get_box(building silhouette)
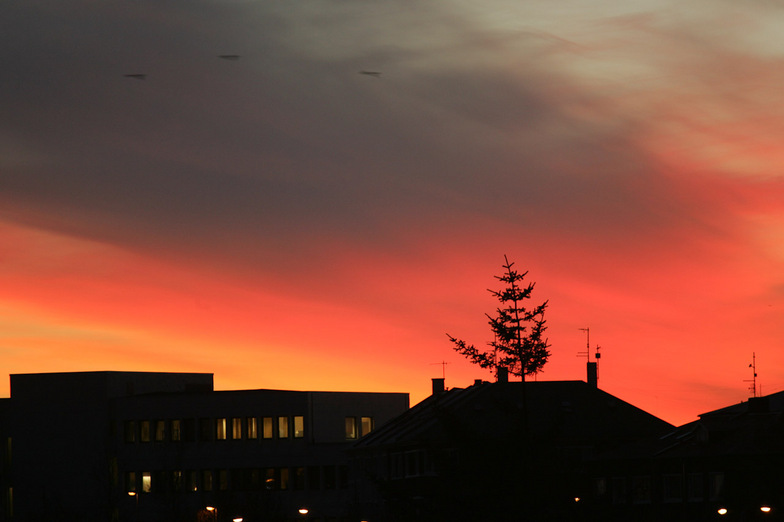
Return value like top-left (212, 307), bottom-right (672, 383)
top-left (349, 371), bottom-right (673, 521)
top-left (1, 371), bottom-right (408, 522)
top-left (3, 369), bottom-right (784, 521)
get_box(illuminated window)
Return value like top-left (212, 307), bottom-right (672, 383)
top-left (142, 472), bottom-right (152, 493)
top-left (216, 418), bottom-right (227, 440)
top-left (154, 420), bottom-right (165, 442)
top-left (360, 416), bottom-right (374, 437)
top-left (262, 417), bottom-right (274, 439)
top-left (294, 416), bottom-right (304, 438)
top-left (231, 418), bottom-right (242, 440)
top-left (140, 421), bottom-right (151, 443)
top-left (278, 416), bottom-right (289, 438)
top-left (126, 471), bottom-right (136, 493)
top-left (345, 417), bottom-right (357, 440)
top-left (124, 421), bottom-right (136, 443)
top-left (171, 419), bottom-right (181, 442)
top-left (247, 417), bottom-right (258, 439)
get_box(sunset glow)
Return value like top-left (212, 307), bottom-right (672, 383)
top-left (3, 0), bottom-right (784, 425)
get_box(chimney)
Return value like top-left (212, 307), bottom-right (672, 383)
top-left (496, 366), bottom-right (508, 383)
top-left (587, 362), bottom-right (598, 388)
top-left (431, 378), bottom-right (445, 395)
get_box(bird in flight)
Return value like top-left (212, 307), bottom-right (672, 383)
top-left (123, 74), bottom-right (147, 80)
top-left (359, 70), bottom-right (381, 77)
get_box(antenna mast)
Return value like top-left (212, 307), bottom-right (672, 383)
top-left (744, 352), bottom-right (758, 398)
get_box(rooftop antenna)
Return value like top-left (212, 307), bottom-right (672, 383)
top-left (577, 327), bottom-right (591, 362)
top-left (430, 361), bottom-right (449, 380)
top-left (744, 352), bottom-right (758, 398)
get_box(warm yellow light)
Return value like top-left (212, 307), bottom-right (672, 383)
top-left (206, 506), bottom-right (216, 512)
top-left (233, 518), bottom-right (244, 522)
top-left (127, 491), bottom-right (136, 496)
top-left (574, 497), bottom-right (581, 502)
top-left (761, 506), bottom-right (772, 513)
top-left (718, 508), bottom-right (728, 515)
top-left (298, 508), bottom-right (309, 515)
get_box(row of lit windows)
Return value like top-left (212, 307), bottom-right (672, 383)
top-left (124, 415), bottom-right (375, 443)
top-left (345, 417), bottom-right (374, 440)
top-left (126, 465), bottom-right (349, 494)
top-left (124, 416), bottom-right (305, 443)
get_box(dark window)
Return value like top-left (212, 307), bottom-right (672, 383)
top-left (687, 473), bottom-right (703, 501)
top-left (199, 418), bottom-right (212, 441)
top-left (709, 472), bottom-right (724, 501)
top-left (126, 471), bottom-right (136, 493)
top-left (154, 420), bottom-right (166, 442)
top-left (264, 468), bottom-right (276, 490)
top-left (187, 470), bottom-right (198, 492)
top-left (124, 421), bottom-right (136, 443)
top-left (611, 477), bottom-right (627, 504)
top-left (308, 466), bottom-right (321, 490)
top-left (279, 467), bottom-right (289, 490)
top-left (172, 471), bottom-right (183, 492)
top-left (140, 421), bottom-right (151, 443)
top-left (202, 470), bottom-right (213, 491)
top-left (339, 465), bottom-right (348, 489)
top-left (632, 476), bottom-right (651, 504)
top-left (218, 469), bottom-right (229, 491)
top-left (182, 419), bottom-right (195, 442)
top-left (293, 467), bottom-right (305, 490)
top-left (171, 420), bottom-right (181, 442)
top-left (663, 474), bottom-right (683, 503)
top-left (324, 465), bottom-right (336, 489)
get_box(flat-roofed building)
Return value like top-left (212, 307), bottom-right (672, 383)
top-left (4, 371), bottom-right (408, 522)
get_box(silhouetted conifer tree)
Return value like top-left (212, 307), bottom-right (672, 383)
top-left (448, 255), bottom-right (550, 381)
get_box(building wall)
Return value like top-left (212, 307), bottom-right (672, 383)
top-left (6, 372), bottom-right (408, 522)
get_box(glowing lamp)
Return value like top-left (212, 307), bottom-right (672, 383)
top-left (761, 506), bottom-right (772, 513)
top-left (718, 508), bottom-right (728, 515)
top-left (298, 508), bottom-right (309, 515)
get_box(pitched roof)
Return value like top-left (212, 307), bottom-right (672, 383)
top-left (354, 380), bottom-right (672, 449)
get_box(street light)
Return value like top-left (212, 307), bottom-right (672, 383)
top-left (206, 506), bottom-right (218, 522)
top-left (298, 508), bottom-right (309, 515)
top-left (718, 507), bottom-right (728, 515)
top-left (761, 506), bottom-right (772, 513)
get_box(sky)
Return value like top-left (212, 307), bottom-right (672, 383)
top-left (2, 0), bottom-right (784, 426)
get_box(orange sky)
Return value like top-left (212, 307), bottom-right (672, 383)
top-left (3, 0), bottom-right (784, 426)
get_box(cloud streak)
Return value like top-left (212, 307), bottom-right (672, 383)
top-left (2, 0), bottom-right (784, 423)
